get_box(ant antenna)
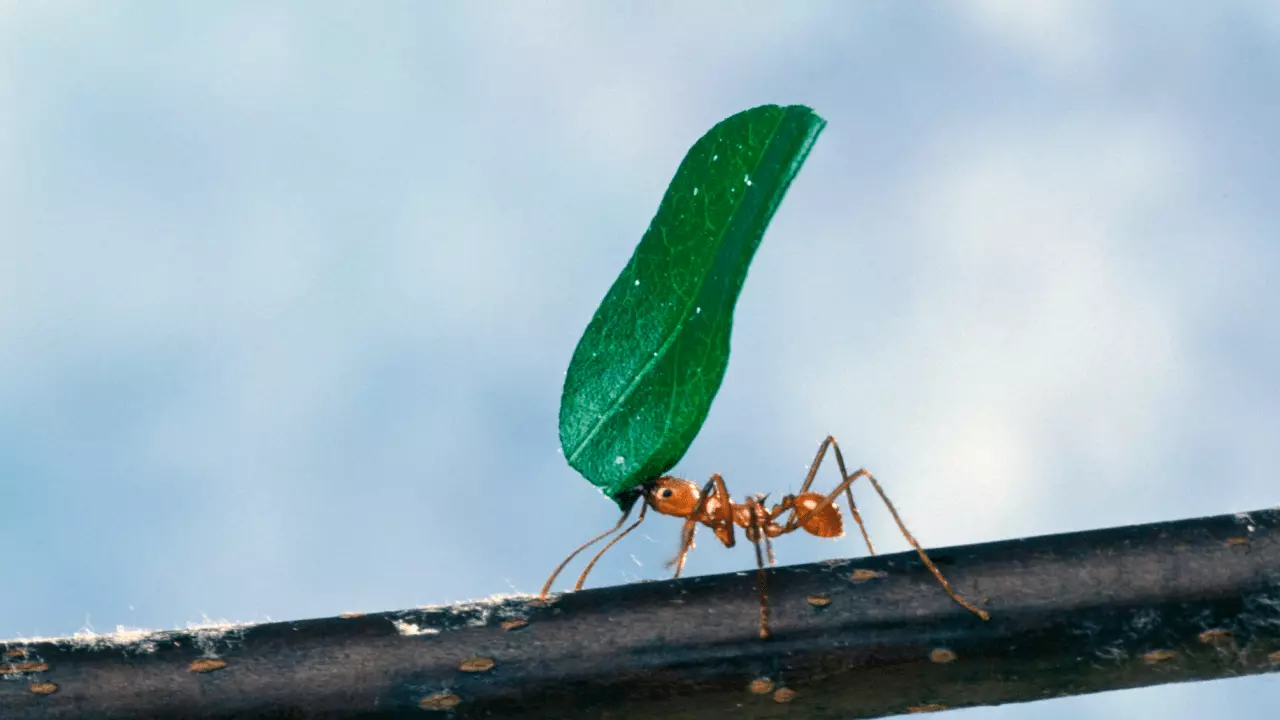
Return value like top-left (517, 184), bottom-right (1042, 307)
top-left (573, 503), bottom-right (649, 590)
top-left (540, 504), bottom-right (635, 599)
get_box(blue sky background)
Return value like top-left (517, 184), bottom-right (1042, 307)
top-left (2, 2), bottom-right (1277, 716)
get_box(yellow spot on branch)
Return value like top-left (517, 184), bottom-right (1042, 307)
top-left (459, 656), bottom-right (495, 673)
top-left (189, 658), bottom-right (228, 673)
top-left (929, 649), bottom-right (957, 664)
top-left (419, 693), bottom-right (461, 710)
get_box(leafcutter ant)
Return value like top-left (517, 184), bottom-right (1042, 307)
top-left (540, 435), bottom-right (989, 639)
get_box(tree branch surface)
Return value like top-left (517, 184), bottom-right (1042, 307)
top-left (3, 507), bottom-right (1278, 718)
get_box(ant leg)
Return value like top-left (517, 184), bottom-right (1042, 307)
top-left (671, 519), bottom-right (697, 578)
top-left (573, 503), bottom-right (649, 591)
top-left (669, 476), bottom-right (716, 577)
top-left (844, 490), bottom-right (876, 555)
top-left (541, 504), bottom-right (635, 598)
top-left (758, 497), bottom-right (778, 565)
top-left (747, 500), bottom-right (771, 639)
top-left (787, 436), bottom-right (875, 554)
top-left (825, 437), bottom-right (877, 555)
top-left (859, 471), bottom-right (990, 621)
top-left (707, 473), bottom-right (737, 547)
top-left (785, 438), bottom-right (989, 620)
top-left (670, 474), bottom-right (735, 578)
top-left (793, 435), bottom-right (836, 495)
top-left (782, 436), bottom-right (853, 532)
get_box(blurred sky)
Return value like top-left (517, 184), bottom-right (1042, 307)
top-left (2, 1), bottom-right (1278, 717)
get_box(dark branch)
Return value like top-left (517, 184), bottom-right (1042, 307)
top-left (3, 508), bottom-right (1279, 718)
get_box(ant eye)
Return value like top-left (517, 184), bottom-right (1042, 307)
top-left (660, 488), bottom-right (674, 499)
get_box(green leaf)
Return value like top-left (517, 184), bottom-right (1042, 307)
top-left (559, 104), bottom-right (826, 509)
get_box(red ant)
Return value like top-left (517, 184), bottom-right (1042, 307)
top-left (540, 436), bottom-right (990, 639)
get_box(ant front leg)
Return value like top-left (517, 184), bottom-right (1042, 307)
top-left (669, 473), bottom-right (734, 579)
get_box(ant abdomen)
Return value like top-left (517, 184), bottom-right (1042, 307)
top-left (791, 492), bottom-right (844, 538)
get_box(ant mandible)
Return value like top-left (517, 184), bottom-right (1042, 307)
top-left (539, 435), bottom-right (990, 639)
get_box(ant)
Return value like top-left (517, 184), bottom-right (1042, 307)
top-left (540, 435), bottom-right (990, 639)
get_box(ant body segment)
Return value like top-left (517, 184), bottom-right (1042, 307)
top-left (540, 436), bottom-right (989, 639)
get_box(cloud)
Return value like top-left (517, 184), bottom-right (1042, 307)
top-left (785, 112), bottom-right (1197, 542)
top-left (953, 0), bottom-right (1106, 76)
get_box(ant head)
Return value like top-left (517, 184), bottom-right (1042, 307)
top-left (645, 476), bottom-right (700, 518)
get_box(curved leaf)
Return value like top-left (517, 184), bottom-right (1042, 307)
top-left (559, 104), bottom-right (826, 509)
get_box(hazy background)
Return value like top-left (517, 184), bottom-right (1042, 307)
top-left (2, 2), bottom-right (1277, 716)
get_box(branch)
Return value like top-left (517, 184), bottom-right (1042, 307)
top-left (3, 508), bottom-right (1278, 718)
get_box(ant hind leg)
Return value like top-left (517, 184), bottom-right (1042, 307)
top-left (826, 437), bottom-right (877, 555)
top-left (786, 436), bottom-right (876, 554)
top-left (789, 436), bottom-right (988, 620)
top-left (860, 471), bottom-right (990, 621)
